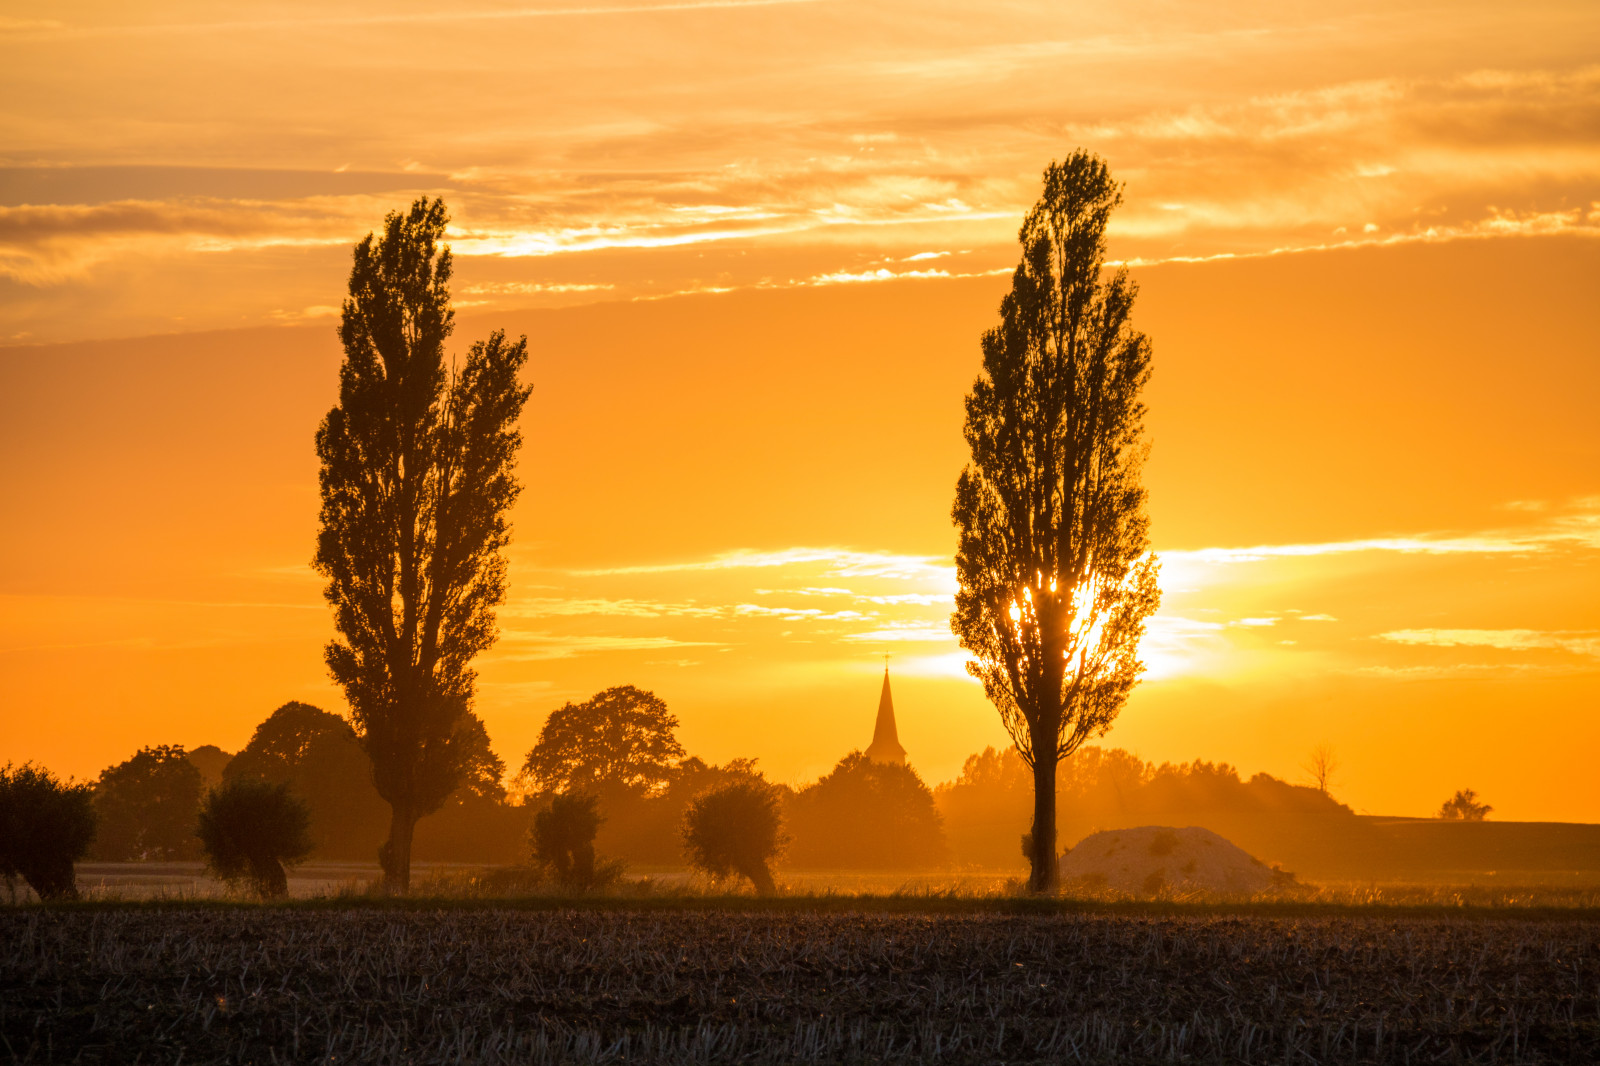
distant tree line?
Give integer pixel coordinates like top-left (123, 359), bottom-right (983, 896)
top-left (518, 685), bottom-right (948, 876)
top-left (2, 721), bottom-right (1505, 900)
top-left (1, 681), bottom-right (953, 900)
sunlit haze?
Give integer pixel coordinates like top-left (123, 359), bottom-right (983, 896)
top-left (2, 0), bottom-right (1597, 821)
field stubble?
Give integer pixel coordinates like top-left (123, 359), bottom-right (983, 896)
top-left (4, 904), bottom-right (1599, 1064)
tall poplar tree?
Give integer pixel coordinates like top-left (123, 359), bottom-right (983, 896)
top-left (314, 197), bottom-right (531, 891)
top-left (952, 153), bottom-right (1161, 893)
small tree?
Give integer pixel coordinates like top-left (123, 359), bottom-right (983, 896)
top-left (196, 778), bottom-right (313, 898)
top-left (682, 779), bottom-right (786, 895)
top-left (531, 793), bottom-right (603, 888)
top-left (1301, 742), bottom-right (1339, 795)
top-left (952, 152), bottom-right (1161, 892)
top-left (314, 197), bottom-right (532, 892)
top-left (0, 764), bottom-right (96, 900)
top-left (1438, 789), bottom-right (1493, 821)
top-left (522, 686), bottom-right (685, 798)
top-left (93, 745), bottom-right (204, 861)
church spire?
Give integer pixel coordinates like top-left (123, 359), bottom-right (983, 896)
top-left (864, 664), bottom-right (907, 765)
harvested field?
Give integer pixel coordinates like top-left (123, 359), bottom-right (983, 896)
top-left (4, 903), bottom-right (1598, 1064)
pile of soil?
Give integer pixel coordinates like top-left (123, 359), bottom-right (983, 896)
top-left (1058, 825), bottom-right (1290, 896)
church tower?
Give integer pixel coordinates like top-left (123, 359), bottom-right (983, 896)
top-left (864, 665), bottom-right (907, 765)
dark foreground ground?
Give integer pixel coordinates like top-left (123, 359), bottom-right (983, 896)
top-left (4, 901), bottom-right (1598, 1064)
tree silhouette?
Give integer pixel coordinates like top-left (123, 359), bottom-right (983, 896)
top-left (224, 701), bottom-right (386, 856)
top-left (531, 792), bottom-right (603, 888)
top-left (0, 763), bottom-right (96, 900)
top-left (785, 751), bottom-right (946, 869)
top-left (951, 152), bottom-right (1161, 892)
top-left (224, 702), bottom-right (354, 784)
top-left (196, 778), bottom-right (313, 898)
top-left (1438, 788), bottom-right (1493, 821)
top-left (92, 745), bottom-right (204, 861)
top-left (1302, 742), bottom-right (1339, 795)
top-left (453, 715), bottom-right (510, 801)
top-left (522, 686), bottom-right (685, 798)
top-left (314, 197), bottom-right (531, 892)
top-left (186, 745), bottom-right (232, 792)
top-left (238, 702), bottom-right (350, 765)
top-left (682, 778), bottom-right (786, 895)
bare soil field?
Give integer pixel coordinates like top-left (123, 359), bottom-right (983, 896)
top-left (4, 901), bottom-right (1598, 1064)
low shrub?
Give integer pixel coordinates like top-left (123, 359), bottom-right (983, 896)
top-left (0, 763), bottom-right (96, 900)
top-left (196, 778), bottom-right (313, 898)
top-left (682, 779), bottom-right (786, 895)
top-left (533, 793), bottom-right (624, 889)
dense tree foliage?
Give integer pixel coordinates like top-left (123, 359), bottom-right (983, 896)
top-left (231, 702), bottom-right (348, 769)
top-left (952, 151), bottom-right (1160, 891)
top-left (223, 702), bottom-right (388, 857)
top-left (522, 686), bottom-right (685, 799)
top-left (0, 763), bottom-right (96, 900)
top-left (682, 778), bottom-right (786, 895)
top-left (219, 701), bottom-right (516, 862)
top-left (224, 702), bottom-right (353, 784)
top-left (197, 778), bottom-right (313, 898)
top-left (786, 752), bottom-right (946, 869)
top-left (314, 197), bottom-right (531, 891)
top-left (92, 745), bottom-right (203, 861)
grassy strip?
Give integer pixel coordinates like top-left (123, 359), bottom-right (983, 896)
top-left (16, 890), bottom-right (1600, 922)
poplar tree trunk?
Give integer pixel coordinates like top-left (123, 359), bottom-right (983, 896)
top-left (381, 802), bottom-right (416, 893)
top-left (1029, 750), bottom-right (1059, 893)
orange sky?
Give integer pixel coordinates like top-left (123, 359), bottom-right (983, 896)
top-left (2, 1), bottom-right (1597, 821)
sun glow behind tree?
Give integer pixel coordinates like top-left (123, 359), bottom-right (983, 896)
top-left (952, 153), bottom-right (1162, 892)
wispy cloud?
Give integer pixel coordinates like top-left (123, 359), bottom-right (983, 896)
top-left (807, 265), bottom-right (1010, 286)
top-left (733, 604), bottom-right (870, 621)
top-left (501, 597), bottom-right (723, 619)
top-left (0, 198), bottom-right (382, 283)
top-left (497, 632), bottom-right (724, 660)
top-left (1378, 629), bottom-right (1600, 657)
top-left (9, 47), bottom-right (1599, 338)
top-left (1107, 206), bottom-right (1600, 272)
top-left (1166, 522), bottom-right (1600, 566)
top-left (4, 0), bottom-right (827, 40)
top-left (571, 547), bottom-right (954, 585)
top-left (843, 624), bottom-right (954, 643)
top-left (459, 281), bottom-right (613, 296)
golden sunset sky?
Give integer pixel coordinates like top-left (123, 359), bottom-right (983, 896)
top-left (2, 0), bottom-right (1597, 821)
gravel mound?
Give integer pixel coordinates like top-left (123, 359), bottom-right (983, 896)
top-left (1059, 825), bottom-right (1288, 896)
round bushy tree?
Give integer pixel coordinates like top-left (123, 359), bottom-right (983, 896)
top-left (532, 793), bottom-right (602, 888)
top-left (0, 763), bottom-right (96, 900)
top-left (196, 778), bottom-right (313, 898)
top-left (787, 752), bottom-right (947, 869)
top-left (522, 686), bottom-right (684, 798)
top-left (93, 745), bottom-right (204, 861)
top-left (681, 779), bottom-right (786, 895)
